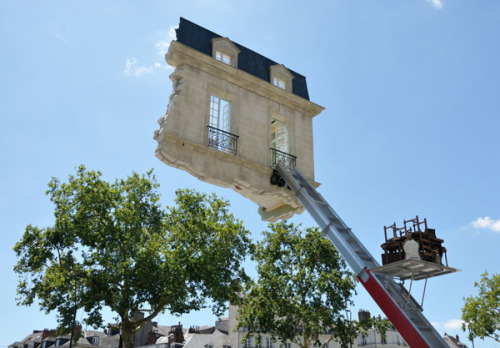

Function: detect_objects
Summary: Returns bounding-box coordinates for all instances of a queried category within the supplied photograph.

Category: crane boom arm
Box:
[275,163,448,348]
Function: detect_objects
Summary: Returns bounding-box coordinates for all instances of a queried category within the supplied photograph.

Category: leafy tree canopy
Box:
[462,271,500,343]
[355,314,392,342]
[236,222,356,348]
[14,166,251,348]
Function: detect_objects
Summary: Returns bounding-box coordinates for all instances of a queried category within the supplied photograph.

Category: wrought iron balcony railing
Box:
[207,125,239,155]
[270,148,297,170]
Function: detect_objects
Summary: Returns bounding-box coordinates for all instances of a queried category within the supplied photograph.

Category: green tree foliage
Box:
[355,315,392,343]
[369,316,392,340]
[462,271,500,343]
[237,222,356,348]
[13,166,251,348]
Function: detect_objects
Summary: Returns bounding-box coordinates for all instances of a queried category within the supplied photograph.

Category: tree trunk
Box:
[302,331,310,348]
[121,319,136,348]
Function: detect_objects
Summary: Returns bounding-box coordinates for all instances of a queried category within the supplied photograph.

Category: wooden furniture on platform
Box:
[381,216,448,266]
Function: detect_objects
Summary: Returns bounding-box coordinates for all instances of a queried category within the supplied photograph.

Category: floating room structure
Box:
[154,18,324,221]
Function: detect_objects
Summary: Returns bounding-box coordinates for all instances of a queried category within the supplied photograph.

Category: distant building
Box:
[171,306,412,347]
[10,310,466,348]
[355,328,409,347]
[8,329,54,348]
[154,17,324,222]
[8,329,118,348]
[443,333,468,348]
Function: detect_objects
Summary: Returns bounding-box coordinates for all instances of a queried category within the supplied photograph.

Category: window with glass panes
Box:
[271,120,287,153]
[273,77,286,90]
[210,95,231,132]
[215,51,231,65]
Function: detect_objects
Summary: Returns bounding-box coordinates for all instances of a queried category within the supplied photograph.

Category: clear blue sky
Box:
[1,1,499,347]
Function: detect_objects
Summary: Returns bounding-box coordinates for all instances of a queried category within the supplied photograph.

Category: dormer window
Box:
[269,64,294,93]
[87,337,100,346]
[211,37,240,68]
[54,339,69,347]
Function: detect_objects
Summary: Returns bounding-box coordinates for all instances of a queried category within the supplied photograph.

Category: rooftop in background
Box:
[175,17,310,101]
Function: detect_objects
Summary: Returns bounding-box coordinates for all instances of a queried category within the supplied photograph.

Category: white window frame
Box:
[208,94,239,155]
[271,119,288,153]
[209,95,231,133]
[273,76,286,90]
[215,50,231,65]
[243,338,251,348]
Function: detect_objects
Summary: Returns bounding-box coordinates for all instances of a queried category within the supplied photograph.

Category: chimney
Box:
[358,309,371,323]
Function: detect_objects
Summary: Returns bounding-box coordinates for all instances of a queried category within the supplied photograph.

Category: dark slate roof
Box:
[175,17,310,101]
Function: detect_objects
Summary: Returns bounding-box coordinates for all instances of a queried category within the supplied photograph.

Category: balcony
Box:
[270,148,297,170]
[207,126,239,155]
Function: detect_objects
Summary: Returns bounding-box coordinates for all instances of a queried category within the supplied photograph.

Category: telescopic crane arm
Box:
[275,163,449,348]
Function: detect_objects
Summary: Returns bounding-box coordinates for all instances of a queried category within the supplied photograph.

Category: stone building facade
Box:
[154,18,324,221]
